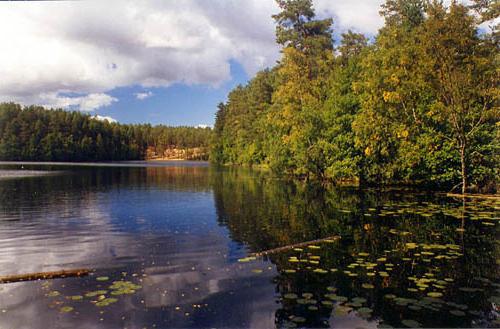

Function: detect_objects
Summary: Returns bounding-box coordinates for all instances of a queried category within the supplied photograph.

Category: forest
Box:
[0,103,212,161]
[211,0,499,193]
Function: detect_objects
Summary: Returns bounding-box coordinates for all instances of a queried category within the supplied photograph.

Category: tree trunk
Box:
[460,143,467,194]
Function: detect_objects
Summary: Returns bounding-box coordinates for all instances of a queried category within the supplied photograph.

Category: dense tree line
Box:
[0,103,212,161]
[211,0,499,193]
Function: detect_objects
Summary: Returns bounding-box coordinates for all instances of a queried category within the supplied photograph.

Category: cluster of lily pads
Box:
[43,275,142,313]
[282,287,373,326]
[337,197,498,228]
[236,196,499,327]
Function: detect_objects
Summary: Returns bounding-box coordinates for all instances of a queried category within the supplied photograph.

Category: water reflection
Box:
[213,169,499,328]
[0,163,498,328]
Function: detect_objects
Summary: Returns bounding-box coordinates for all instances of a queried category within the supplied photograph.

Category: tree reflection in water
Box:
[212,168,499,328]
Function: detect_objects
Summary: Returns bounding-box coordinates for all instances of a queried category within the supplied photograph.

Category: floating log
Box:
[446,193,500,200]
[250,235,341,257]
[0,268,91,284]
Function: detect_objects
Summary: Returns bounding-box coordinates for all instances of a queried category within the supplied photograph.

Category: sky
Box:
[0,0,389,126]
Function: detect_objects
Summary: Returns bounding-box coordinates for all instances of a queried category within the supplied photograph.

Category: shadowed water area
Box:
[0,162,498,329]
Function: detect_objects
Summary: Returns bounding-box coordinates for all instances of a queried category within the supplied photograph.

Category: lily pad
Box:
[352,297,367,304]
[291,316,306,323]
[85,290,108,298]
[427,292,443,298]
[334,306,352,316]
[357,307,373,314]
[59,306,74,313]
[95,298,118,307]
[362,283,374,289]
[47,291,60,297]
[96,276,109,282]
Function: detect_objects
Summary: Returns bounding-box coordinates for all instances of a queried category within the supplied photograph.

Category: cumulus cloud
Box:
[315,1,384,35]
[135,91,153,100]
[14,92,117,112]
[0,0,396,112]
[196,124,212,129]
[93,115,118,123]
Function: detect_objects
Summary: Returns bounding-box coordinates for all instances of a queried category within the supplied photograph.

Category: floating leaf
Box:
[352,297,367,304]
[284,293,298,299]
[238,257,256,263]
[427,292,443,298]
[59,306,74,313]
[357,307,373,314]
[47,291,60,297]
[95,298,118,307]
[85,290,108,298]
[291,316,306,323]
[96,276,109,282]
[334,306,352,316]
[70,295,83,301]
[362,283,374,289]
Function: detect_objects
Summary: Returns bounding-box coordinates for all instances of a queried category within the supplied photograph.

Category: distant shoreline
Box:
[0,160,209,168]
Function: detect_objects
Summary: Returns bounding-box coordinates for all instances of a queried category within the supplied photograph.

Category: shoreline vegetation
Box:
[210,0,498,194]
[0,103,211,162]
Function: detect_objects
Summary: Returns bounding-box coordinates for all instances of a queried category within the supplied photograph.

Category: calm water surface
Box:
[0,162,498,329]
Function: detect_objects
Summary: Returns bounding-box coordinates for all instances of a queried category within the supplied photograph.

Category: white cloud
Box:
[93,115,118,123]
[196,124,212,129]
[0,0,281,111]
[36,92,117,112]
[9,0,471,112]
[135,91,153,100]
[315,1,384,35]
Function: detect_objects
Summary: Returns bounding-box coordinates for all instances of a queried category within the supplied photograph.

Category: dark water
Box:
[0,162,498,329]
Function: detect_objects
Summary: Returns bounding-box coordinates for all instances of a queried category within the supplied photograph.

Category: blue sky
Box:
[97,61,249,126]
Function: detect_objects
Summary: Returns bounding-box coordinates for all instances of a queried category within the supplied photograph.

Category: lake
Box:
[0,162,498,328]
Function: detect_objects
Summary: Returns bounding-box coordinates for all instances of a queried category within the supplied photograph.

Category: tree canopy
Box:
[212,0,499,193]
[0,103,212,161]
